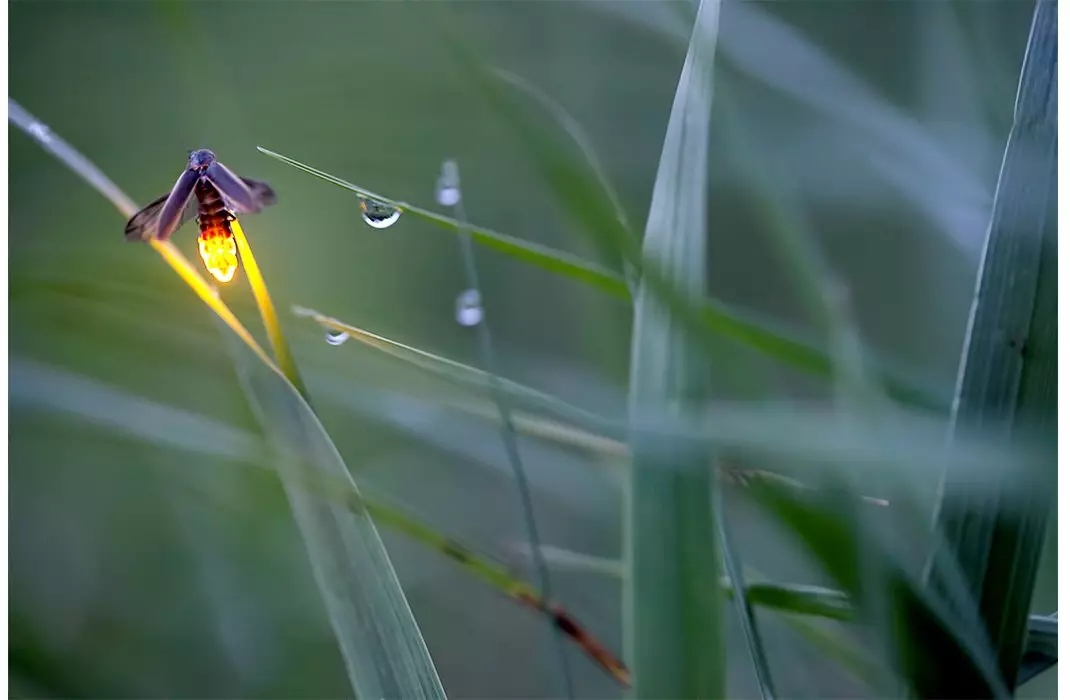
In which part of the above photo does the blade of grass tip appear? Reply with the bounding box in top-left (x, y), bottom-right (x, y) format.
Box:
top-left (231, 219), bottom-right (308, 397)
top-left (438, 161), bottom-right (575, 697)
top-left (8, 99), bottom-right (280, 374)
top-left (623, 1), bottom-right (725, 697)
top-left (257, 146), bottom-right (630, 298)
top-left (491, 69), bottom-right (639, 294)
top-left (925, 2), bottom-right (1057, 691)
top-left (10, 102), bottom-right (444, 699)
top-left (214, 314), bottom-right (446, 700)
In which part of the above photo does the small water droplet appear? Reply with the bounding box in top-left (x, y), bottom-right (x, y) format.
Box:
top-left (325, 330), bottom-right (349, 346)
top-left (359, 197), bottom-right (401, 229)
top-left (455, 289), bottom-right (483, 327)
top-left (28, 122), bottom-right (52, 143)
top-left (436, 160), bottom-right (462, 207)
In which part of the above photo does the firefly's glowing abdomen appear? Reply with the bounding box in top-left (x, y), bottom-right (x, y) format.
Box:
top-left (198, 221), bottom-right (239, 283)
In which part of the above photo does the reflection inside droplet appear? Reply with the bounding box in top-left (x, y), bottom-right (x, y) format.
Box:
top-left (455, 289), bottom-right (483, 327)
top-left (436, 186), bottom-right (461, 207)
top-left (325, 330), bottom-right (349, 346)
top-left (359, 196), bottom-right (401, 229)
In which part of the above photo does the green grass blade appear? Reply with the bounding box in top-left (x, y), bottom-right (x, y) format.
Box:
top-left (258, 146), bottom-right (629, 297)
top-left (292, 305), bottom-right (618, 436)
top-left (215, 317), bottom-right (446, 700)
top-left (491, 68), bottom-right (639, 292)
top-left (924, 2), bottom-right (1057, 690)
top-left (621, 2), bottom-right (725, 696)
top-left (259, 148), bottom-right (946, 412)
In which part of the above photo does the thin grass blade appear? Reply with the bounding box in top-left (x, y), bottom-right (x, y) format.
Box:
top-left (231, 219), bottom-right (308, 396)
top-left (259, 148), bottom-right (945, 411)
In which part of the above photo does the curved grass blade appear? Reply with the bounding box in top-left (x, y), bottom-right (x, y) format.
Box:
top-left (259, 148), bottom-right (946, 411)
top-left (924, 2), bottom-right (1057, 691)
top-left (10, 104), bottom-right (445, 699)
top-left (258, 146), bottom-right (628, 297)
top-left (491, 69), bottom-right (639, 293)
top-left (217, 320), bottom-right (446, 700)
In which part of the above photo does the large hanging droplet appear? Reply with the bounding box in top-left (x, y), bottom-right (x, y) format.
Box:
top-left (436, 160), bottom-right (462, 207)
top-left (325, 330), bottom-right (350, 346)
top-left (359, 196), bottom-right (401, 229)
top-left (455, 289), bottom-right (483, 327)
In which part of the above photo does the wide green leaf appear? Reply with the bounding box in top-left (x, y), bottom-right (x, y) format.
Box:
top-left (924, 2), bottom-right (1058, 690)
top-left (617, 2), bottom-right (726, 696)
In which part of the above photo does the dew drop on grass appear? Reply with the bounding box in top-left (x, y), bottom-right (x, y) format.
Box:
top-left (325, 330), bottom-right (349, 346)
top-left (359, 196), bottom-right (401, 229)
top-left (455, 289), bottom-right (483, 327)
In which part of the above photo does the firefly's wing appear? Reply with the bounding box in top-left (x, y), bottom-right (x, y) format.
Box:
top-left (152, 167), bottom-right (200, 241)
top-left (240, 177), bottom-right (277, 209)
top-left (124, 188), bottom-right (198, 242)
top-left (205, 161), bottom-right (261, 214)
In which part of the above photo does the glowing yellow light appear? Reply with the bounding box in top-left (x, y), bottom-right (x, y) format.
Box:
top-left (198, 234), bottom-right (239, 283)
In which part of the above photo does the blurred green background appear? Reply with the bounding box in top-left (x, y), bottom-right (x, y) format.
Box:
top-left (9, 1), bottom-right (1056, 697)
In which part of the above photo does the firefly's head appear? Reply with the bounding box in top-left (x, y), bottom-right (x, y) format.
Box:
top-left (188, 149), bottom-right (217, 171)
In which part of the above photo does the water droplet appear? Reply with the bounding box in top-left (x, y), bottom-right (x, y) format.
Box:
top-left (28, 122), bottom-right (52, 143)
top-left (325, 330), bottom-right (349, 346)
top-left (455, 289), bottom-right (483, 327)
top-left (436, 186), bottom-right (461, 207)
top-left (435, 160), bottom-right (462, 207)
top-left (359, 197), bottom-right (401, 229)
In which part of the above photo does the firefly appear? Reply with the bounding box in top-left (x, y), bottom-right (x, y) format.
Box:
top-left (125, 149), bottom-right (276, 283)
